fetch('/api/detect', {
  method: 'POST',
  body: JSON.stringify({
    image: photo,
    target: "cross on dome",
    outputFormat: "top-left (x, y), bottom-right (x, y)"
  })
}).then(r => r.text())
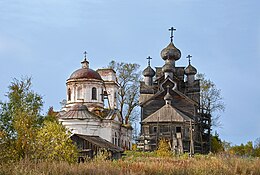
top-left (147, 56), bottom-right (152, 66)
top-left (81, 51), bottom-right (89, 68)
top-left (186, 54), bottom-right (192, 65)
top-left (168, 27), bottom-right (176, 42)
top-left (83, 51), bottom-right (88, 60)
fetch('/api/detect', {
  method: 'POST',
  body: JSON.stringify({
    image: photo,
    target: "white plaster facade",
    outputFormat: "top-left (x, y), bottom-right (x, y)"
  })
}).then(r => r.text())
top-left (59, 58), bottom-right (132, 150)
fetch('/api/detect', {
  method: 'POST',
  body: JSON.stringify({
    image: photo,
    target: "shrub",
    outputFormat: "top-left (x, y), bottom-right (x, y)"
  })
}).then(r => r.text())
top-left (156, 138), bottom-right (173, 157)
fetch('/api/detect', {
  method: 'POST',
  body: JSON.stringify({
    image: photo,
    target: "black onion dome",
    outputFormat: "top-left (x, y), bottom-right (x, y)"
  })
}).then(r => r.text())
top-left (161, 42), bottom-right (181, 61)
top-left (184, 64), bottom-right (197, 75)
top-left (143, 66), bottom-right (155, 77)
top-left (69, 68), bottom-right (102, 80)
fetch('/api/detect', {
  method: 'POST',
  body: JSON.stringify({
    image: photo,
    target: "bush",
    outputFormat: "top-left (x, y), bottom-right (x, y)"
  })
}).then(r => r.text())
top-left (156, 138), bottom-right (173, 157)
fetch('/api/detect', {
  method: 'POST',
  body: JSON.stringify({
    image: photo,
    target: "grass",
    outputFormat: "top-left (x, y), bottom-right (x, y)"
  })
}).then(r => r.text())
top-left (0, 152), bottom-right (260, 175)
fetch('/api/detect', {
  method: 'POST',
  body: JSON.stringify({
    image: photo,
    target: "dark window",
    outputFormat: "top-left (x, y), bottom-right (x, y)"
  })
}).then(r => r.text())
top-left (153, 126), bottom-right (157, 133)
top-left (92, 87), bottom-right (97, 100)
top-left (68, 88), bottom-right (71, 101)
top-left (176, 127), bottom-right (181, 133)
top-left (101, 89), bottom-right (104, 101)
top-left (160, 125), bottom-right (169, 133)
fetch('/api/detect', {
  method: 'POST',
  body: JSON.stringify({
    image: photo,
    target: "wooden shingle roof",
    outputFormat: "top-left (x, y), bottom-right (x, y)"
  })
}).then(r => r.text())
top-left (73, 134), bottom-right (124, 152)
top-left (142, 104), bottom-right (192, 123)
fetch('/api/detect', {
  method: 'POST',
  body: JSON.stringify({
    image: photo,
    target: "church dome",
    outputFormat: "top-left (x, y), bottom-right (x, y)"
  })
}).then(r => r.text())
top-left (68, 58), bottom-right (102, 80)
top-left (160, 42), bottom-right (181, 61)
top-left (69, 68), bottom-right (102, 80)
top-left (184, 64), bottom-right (197, 75)
top-left (143, 66), bottom-right (155, 77)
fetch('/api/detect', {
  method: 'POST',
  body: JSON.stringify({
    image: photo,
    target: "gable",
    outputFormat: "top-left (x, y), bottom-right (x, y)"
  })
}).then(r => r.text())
top-left (142, 104), bottom-right (192, 123)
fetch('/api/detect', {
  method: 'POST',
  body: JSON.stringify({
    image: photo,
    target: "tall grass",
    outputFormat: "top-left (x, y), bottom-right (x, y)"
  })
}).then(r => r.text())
top-left (0, 152), bottom-right (260, 175)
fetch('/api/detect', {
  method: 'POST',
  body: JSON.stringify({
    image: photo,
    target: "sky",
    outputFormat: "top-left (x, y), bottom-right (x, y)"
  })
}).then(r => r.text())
top-left (0, 0), bottom-right (259, 145)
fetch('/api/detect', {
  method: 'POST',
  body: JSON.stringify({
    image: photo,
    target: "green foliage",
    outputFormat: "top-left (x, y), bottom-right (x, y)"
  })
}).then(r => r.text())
top-left (0, 130), bottom-right (18, 162)
top-left (0, 77), bottom-right (43, 160)
top-left (0, 77), bottom-right (77, 163)
top-left (34, 121), bottom-right (78, 163)
top-left (156, 138), bottom-right (173, 157)
top-left (229, 141), bottom-right (254, 157)
top-left (108, 61), bottom-right (141, 125)
top-left (0, 77), bottom-right (43, 138)
top-left (211, 134), bottom-right (224, 153)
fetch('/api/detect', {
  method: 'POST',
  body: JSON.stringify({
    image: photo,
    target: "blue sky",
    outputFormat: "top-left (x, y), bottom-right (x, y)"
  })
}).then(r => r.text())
top-left (0, 0), bottom-right (259, 145)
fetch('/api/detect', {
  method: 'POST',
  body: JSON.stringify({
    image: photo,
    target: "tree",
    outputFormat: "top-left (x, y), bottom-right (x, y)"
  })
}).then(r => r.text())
top-left (253, 138), bottom-right (260, 157)
top-left (34, 121), bottom-right (78, 163)
top-left (211, 133), bottom-right (224, 153)
top-left (0, 77), bottom-right (43, 159)
top-left (108, 61), bottom-right (141, 125)
top-left (196, 73), bottom-right (225, 127)
top-left (44, 106), bottom-right (59, 122)
top-left (229, 141), bottom-right (254, 157)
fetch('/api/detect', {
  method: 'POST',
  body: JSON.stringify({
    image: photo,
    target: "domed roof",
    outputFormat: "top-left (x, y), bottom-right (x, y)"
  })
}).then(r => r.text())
top-left (161, 42), bottom-right (181, 61)
top-left (69, 68), bottom-right (102, 80)
top-left (184, 64), bottom-right (197, 75)
top-left (162, 61), bottom-right (174, 73)
top-left (68, 58), bottom-right (102, 80)
top-left (143, 66), bottom-right (155, 77)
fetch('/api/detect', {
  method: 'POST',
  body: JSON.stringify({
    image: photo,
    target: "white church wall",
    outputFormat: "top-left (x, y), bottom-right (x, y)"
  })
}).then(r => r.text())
top-left (60, 119), bottom-right (101, 136)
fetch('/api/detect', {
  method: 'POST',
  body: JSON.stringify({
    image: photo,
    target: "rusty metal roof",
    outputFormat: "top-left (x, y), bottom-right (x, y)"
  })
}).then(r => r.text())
top-left (58, 104), bottom-right (100, 120)
top-left (69, 68), bottom-right (102, 80)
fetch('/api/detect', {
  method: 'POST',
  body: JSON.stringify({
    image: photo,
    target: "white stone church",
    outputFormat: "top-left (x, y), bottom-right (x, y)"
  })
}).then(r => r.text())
top-left (58, 56), bottom-right (132, 150)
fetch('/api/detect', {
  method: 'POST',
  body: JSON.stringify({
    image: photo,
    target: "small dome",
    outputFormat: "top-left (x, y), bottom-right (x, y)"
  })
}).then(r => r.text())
top-left (161, 42), bottom-right (181, 61)
top-left (162, 62), bottom-right (174, 73)
top-left (69, 68), bottom-right (102, 80)
top-left (143, 66), bottom-right (155, 77)
top-left (184, 64), bottom-right (197, 75)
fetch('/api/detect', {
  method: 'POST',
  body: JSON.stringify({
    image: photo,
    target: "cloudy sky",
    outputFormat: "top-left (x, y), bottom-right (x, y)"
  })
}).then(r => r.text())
top-left (0, 0), bottom-right (259, 145)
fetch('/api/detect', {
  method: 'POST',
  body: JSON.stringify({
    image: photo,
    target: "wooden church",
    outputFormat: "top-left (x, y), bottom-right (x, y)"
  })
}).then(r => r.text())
top-left (137, 27), bottom-right (211, 154)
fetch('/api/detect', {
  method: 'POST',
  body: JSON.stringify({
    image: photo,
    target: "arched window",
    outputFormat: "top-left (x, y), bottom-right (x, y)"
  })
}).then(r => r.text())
top-left (92, 87), bottom-right (97, 100)
top-left (68, 88), bottom-right (71, 101)
top-left (77, 87), bottom-right (82, 100)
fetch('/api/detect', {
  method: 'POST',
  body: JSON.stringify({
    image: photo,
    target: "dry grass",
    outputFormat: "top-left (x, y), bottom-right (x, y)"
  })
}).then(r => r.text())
top-left (0, 152), bottom-right (260, 175)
